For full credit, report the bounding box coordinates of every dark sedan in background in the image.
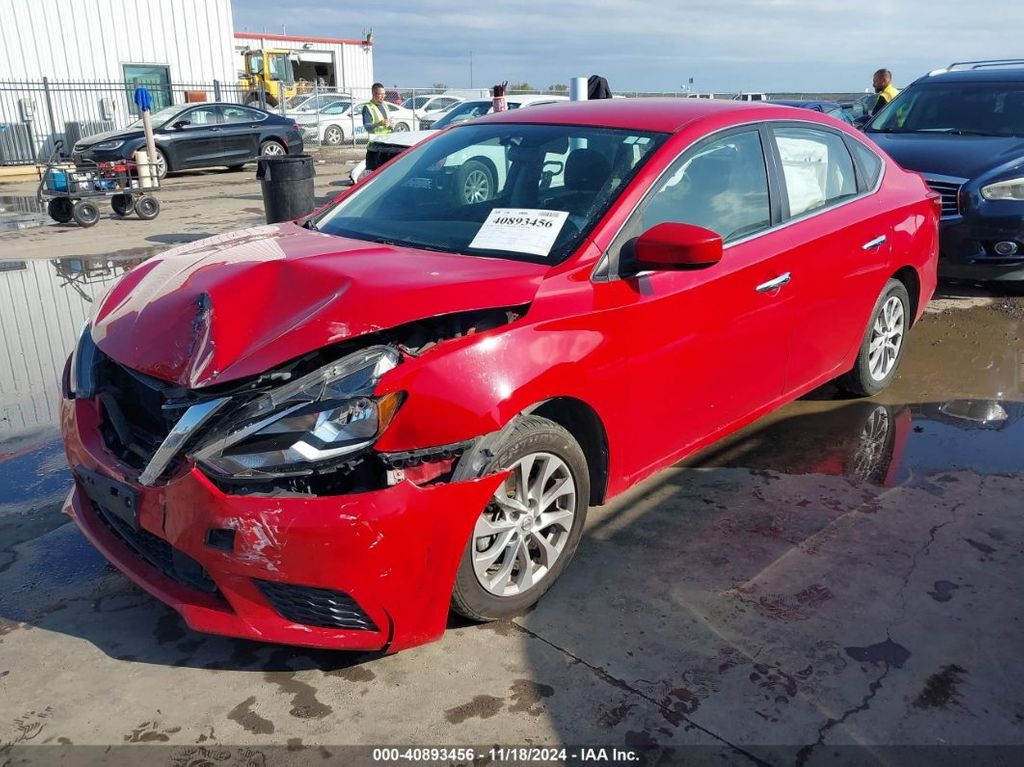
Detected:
[867,60,1024,286]
[72,103,304,178]
[772,99,857,125]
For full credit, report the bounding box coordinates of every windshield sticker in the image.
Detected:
[469,208,569,257]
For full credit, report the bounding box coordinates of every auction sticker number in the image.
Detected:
[469,208,569,257]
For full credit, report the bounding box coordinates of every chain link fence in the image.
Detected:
[0,78,869,165]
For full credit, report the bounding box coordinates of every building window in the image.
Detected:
[123,64,172,113]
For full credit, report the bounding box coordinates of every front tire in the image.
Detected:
[134,195,160,220]
[837,278,910,396]
[454,159,497,205]
[71,199,99,227]
[451,416,589,621]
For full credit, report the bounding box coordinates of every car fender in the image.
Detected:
[374,311,621,451]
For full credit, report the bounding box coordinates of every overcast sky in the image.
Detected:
[232,0,1024,93]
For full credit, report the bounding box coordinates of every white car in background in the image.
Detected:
[298,99,419,145]
[402,94,464,125]
[295,99,367,145]
[349,95,569,185]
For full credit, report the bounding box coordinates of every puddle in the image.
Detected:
[0,256,146,450]
[690,399,1024,484]
[0,195,49,231]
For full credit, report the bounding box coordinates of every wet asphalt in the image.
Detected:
[0,166,1022,762]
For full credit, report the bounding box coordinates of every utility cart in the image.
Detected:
[36,141,162,227]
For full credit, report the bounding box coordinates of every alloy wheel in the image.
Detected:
[868,296,905,381]
[462,169,491,204]
[261,142,285,156]
[324,126,343,145]
[472,452,577,597]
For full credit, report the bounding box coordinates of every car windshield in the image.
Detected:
[404,96,432,109]
[869,82,1024,137]
[430,101,495,129]
[129,105,186,129]
[313,123,667,264]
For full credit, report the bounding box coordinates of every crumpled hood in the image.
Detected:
[91,223,547,388]
[868,132,1024,180]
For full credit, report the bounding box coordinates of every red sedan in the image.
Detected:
[61,99,939,652]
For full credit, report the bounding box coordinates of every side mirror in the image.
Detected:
[171,119,191,130]
[632,222,723,272]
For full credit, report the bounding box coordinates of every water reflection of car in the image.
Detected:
[72,103,304,179]
[866,60,1024,285]
[61,100,938,653]
[691,402,912,486]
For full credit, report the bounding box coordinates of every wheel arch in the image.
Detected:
[891,265,921,324]
[524,397,610,506]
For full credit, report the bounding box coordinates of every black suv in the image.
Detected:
[866,60,1024,285]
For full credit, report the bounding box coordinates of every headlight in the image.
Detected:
[69,322,100,399]
[93,140,125,151]
[981,177,1024,201]
[191,346,403,478]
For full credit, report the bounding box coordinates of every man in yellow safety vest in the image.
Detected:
[362,82,394,140]
[870,69,900,116]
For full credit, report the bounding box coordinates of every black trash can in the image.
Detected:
[256,154,316,224]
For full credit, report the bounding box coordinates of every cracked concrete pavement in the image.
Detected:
[1,162,1023,763]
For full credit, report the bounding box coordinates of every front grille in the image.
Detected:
[255,580,378,631]
[96,357,180,468]
[924,176,966,218]
[89,498,219,595]
[365,142,408,172]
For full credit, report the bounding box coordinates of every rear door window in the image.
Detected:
[772,127,858,217]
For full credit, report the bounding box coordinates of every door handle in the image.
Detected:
[862,235,887,250]
[756,273,791,293]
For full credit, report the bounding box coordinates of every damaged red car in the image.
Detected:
[61,100,939,652]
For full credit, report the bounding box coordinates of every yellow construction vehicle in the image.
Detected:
[240,49,309,107]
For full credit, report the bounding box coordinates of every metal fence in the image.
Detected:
[0,78,255,165]
[0,78,870,165]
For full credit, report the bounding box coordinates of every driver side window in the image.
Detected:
[637,129,771,243]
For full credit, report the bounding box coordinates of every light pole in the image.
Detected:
[470,51,473,88]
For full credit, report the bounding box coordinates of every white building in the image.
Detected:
[0,0,374,162]
[0,0,237,85]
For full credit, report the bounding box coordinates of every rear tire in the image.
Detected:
[71,199,99,227]
[111,193,133,217]
[450,416,589,622]
[47,197,73,223]
[836,278,911,396]
[260,139,287,157]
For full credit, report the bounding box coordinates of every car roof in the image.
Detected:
[915,67,1024,85]
[772,99,840,108]
[478,98,841,133]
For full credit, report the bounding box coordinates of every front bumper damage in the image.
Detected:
[62,397,505,652]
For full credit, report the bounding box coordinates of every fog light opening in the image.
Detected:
[993,240,1019,256]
